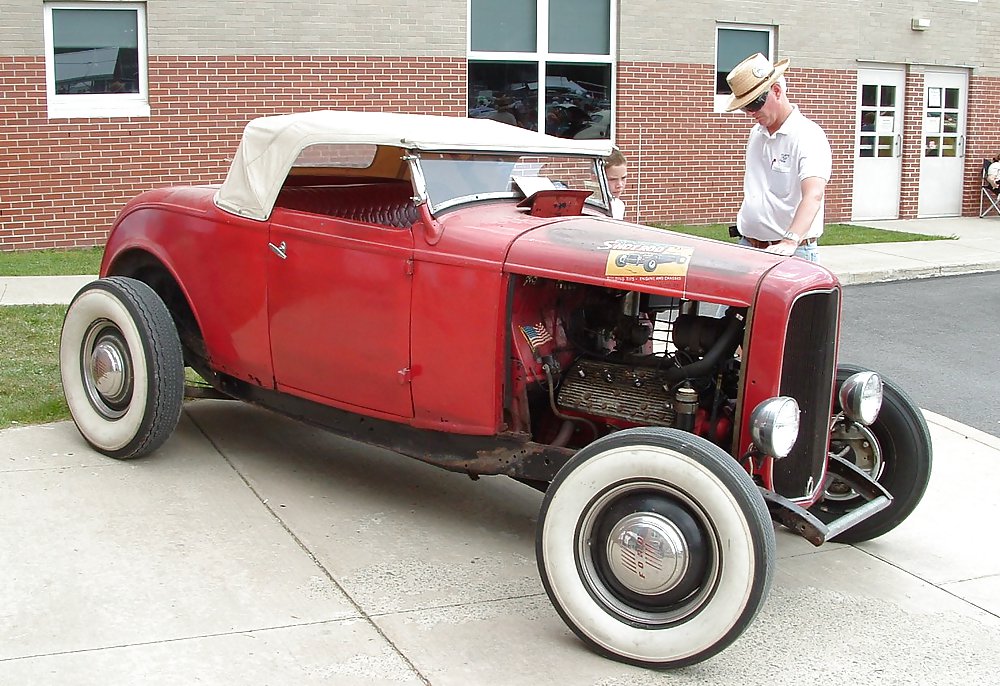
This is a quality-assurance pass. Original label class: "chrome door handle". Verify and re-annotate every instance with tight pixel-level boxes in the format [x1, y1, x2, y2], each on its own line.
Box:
[268, 241, 287, 259]
[895, 134, 901, 157]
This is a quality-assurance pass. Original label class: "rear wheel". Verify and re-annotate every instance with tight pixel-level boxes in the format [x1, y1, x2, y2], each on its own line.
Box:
[811, 364, 933, 543]
[537, 427, 774, 668]
[60, 277, 184, 459]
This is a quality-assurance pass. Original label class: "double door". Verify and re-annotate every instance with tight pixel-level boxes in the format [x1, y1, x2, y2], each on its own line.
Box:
[851, 68, 968, 220]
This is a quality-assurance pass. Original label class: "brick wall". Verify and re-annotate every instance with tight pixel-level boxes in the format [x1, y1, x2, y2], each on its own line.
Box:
[2, 56, 998, 251]
[965, 73, 1000, 214]
[0, 55, 466, 251]
[898, 71, 925, 219]
[614, 62, 855, 226]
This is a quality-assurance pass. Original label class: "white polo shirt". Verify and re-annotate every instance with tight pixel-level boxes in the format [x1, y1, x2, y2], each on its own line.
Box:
[737, 106, 832, 241]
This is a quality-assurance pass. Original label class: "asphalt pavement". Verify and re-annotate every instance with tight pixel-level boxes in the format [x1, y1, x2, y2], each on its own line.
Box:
[2, 216, 999, 684]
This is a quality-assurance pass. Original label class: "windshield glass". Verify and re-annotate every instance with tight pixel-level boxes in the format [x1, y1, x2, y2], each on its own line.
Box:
[417, 153, 609, 212]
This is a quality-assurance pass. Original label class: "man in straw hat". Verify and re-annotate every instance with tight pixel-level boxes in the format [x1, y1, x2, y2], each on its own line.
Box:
[726, 53, 831, 261]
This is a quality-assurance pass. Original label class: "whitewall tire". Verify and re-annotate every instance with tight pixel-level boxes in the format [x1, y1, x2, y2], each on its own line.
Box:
[60, 277, 184, 459]
[537, 427, 775, 668]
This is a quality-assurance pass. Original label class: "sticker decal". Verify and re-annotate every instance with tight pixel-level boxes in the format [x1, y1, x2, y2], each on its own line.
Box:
[602, 239, 693, 281]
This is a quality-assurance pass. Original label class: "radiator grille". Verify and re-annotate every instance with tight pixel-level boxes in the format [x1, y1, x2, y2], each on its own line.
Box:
[772, 289, 840, 499]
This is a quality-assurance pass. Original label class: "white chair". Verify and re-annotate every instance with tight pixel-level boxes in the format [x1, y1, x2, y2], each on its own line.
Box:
[980, 158, 1000, 218]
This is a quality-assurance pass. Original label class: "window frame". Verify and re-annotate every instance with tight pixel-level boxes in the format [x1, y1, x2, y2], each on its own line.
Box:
[714, 23, 775, 114]
[43, 1, 150, 119]
[467, 0, 617, 139]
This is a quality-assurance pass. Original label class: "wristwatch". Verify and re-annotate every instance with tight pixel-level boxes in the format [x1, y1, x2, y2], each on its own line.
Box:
[779, 230, 800, 243]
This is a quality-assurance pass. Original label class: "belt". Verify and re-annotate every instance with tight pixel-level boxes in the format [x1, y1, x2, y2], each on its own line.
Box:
[743, 236, 817, 249]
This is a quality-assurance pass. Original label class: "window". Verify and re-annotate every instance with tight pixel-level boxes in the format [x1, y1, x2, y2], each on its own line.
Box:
[468, 0, 615, 140]
[715, 24, 774, 113]
[43, 2, 149, 118]
[293, 144, 378, 169]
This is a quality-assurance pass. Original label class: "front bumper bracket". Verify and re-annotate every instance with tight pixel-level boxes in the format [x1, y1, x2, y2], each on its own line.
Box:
[761, 454, 893, 546]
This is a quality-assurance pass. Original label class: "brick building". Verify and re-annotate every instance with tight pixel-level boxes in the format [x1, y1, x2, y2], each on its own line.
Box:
[1, 0, 998, 251]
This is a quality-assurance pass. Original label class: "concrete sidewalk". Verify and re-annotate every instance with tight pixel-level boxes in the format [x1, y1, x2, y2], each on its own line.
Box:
[1, 217, 999, 305]
[822, 216, 1000, 285]
[1, 401, 999, 684]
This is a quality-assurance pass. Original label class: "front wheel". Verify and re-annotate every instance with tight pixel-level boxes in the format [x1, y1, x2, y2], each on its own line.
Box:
[536, 427, 775, 669]
[60, 277, 185, 459]
[811, 364, 933, 543]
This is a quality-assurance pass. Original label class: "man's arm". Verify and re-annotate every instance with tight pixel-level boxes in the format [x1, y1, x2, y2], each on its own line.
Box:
[766, 176, 826, 255]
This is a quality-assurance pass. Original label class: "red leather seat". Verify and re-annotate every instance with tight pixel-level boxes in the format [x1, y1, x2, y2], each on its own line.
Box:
[275, 182, 418, 228]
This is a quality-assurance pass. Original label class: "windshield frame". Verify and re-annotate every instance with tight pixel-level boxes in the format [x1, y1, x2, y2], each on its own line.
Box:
[407, 151, 612, 216]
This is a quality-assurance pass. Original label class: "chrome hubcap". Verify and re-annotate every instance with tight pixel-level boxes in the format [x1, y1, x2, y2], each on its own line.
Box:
[90, 339, 127, 399]
[578, 481, 718, 626]
[606, 513, 689, 595]
[81, 321, 133, 419]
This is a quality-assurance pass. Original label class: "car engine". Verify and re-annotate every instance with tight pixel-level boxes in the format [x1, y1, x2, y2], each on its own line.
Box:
[509, 277, 744, 451]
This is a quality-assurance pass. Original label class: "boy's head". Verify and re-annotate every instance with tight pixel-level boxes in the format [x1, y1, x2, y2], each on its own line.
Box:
[604, 148, 628, 199]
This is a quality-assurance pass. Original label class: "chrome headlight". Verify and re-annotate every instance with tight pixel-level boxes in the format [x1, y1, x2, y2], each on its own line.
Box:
[750, 396, 800, 458]
[839, 371, 883, 426]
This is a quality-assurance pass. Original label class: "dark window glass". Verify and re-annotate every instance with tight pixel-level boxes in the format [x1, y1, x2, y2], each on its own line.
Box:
[549, 0, 610, 55]
[545, 63, 612, 139]
[879, 85, 896, 108]
[52, 8, 139, 95]
[859, 135, 875, 158]
[861, 84, 877, 107]
[716, 28, 769, 95]
[469, 61, 541, 130]
[470, 0, 536, 52]
[944, 87, 959, 109]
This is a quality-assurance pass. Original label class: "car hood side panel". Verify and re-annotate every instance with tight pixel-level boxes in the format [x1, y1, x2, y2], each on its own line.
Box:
[505, 218, 798, 307]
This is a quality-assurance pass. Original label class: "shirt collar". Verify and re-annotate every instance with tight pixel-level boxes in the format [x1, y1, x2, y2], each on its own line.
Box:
[756, 104, 802, 139]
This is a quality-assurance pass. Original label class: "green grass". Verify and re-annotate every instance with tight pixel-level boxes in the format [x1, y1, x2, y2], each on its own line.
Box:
[0, 304, 208, 430]
[649, 223, 954, 245]
[0, 305, 69, 429]
[0, 247, 103, 276]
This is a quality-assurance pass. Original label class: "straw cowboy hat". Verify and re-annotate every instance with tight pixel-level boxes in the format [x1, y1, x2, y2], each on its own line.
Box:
[725, 53, 790, 112]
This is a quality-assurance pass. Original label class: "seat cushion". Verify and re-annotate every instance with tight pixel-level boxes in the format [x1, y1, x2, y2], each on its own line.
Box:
[275, 182, 418, 228]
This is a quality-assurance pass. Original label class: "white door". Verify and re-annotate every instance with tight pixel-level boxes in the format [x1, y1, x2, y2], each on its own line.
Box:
[918, 70, 968, 217]
[852, 69, 905, 221]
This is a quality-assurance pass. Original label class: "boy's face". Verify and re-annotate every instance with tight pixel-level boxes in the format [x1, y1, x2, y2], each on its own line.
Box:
[606, 163, 628, 199]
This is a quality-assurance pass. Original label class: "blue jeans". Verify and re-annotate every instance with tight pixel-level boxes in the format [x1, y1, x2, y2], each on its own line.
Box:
[739, 237, 819, 263]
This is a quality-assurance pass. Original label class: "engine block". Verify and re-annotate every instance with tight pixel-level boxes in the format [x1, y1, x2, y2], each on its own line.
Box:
[557, 358, 676, 427]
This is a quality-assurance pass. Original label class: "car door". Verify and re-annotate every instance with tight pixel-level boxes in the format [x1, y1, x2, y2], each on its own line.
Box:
[266, 209, 414, 418]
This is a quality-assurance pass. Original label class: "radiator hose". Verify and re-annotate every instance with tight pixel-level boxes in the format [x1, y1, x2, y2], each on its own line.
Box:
[663, 311, 744, 386]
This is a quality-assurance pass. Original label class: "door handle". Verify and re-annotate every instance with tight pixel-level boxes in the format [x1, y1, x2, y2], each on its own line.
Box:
[958, 135, 965, 157]
[269, 241, 287, 259]
[895, 134, 901, 157]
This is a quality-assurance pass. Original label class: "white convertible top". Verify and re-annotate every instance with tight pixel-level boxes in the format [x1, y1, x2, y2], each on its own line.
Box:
[215, 110, 614, 221]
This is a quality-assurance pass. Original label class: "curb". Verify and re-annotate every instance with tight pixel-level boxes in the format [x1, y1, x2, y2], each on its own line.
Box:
[922, 409, 1000, 452]
[835, 262, 1000, 286]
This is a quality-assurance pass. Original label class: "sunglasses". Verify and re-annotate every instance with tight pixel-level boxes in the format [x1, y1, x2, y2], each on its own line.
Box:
[741, 89, 770, 113]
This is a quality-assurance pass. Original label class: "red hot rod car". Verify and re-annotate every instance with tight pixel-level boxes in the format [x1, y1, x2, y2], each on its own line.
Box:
[60, 111, 932, 669]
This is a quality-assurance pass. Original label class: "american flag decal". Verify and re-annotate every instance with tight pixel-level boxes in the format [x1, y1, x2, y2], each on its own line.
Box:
[520, 322, 554, 351]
